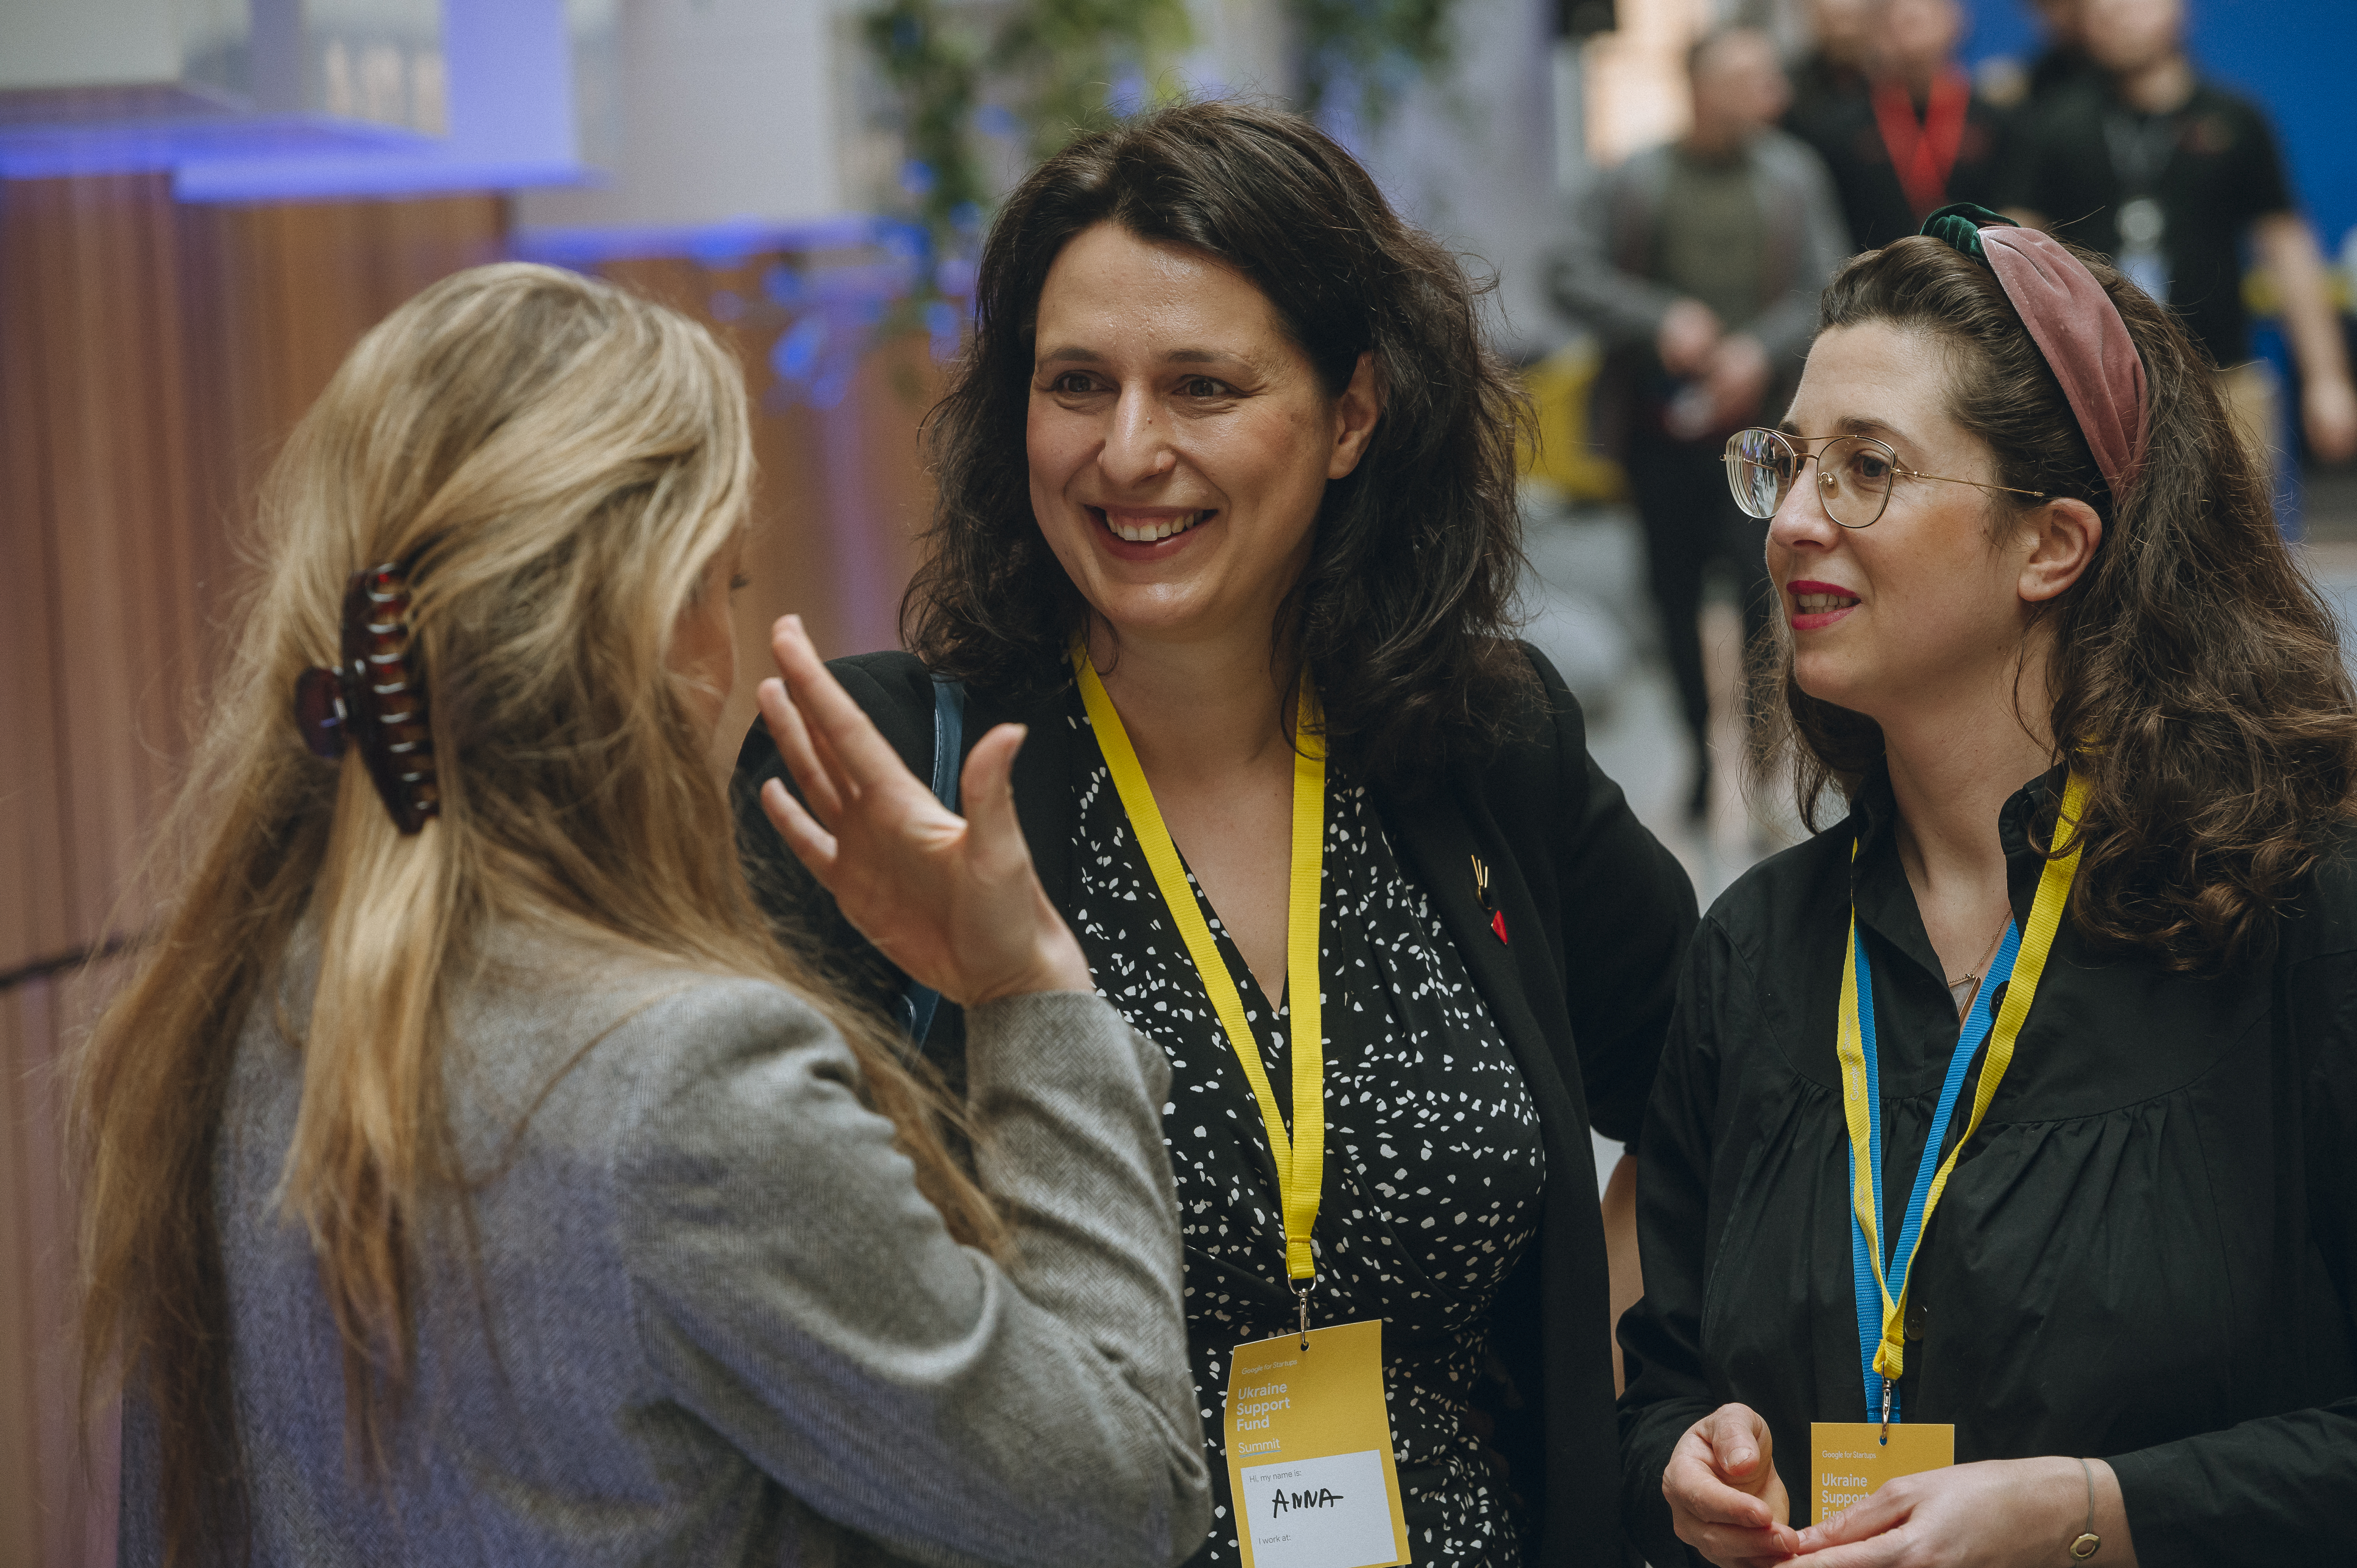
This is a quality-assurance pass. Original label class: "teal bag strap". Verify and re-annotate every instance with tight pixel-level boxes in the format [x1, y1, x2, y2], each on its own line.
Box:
[898, 677, 965, 1045]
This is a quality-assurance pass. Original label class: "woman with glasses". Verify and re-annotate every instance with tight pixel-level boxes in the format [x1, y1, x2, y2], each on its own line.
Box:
[1618, 205, 2357, 1566]
[737, 102, 1697, 1567]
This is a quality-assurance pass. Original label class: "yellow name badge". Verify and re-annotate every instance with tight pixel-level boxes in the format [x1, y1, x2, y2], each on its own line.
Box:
[1809, 1422, 1955, 1522]
[1223, 1319, 1410, 1568]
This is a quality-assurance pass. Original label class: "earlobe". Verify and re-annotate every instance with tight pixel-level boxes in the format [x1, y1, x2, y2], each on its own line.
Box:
[2019, 498, 2104, 603]
[1327, 351, 1383, 480]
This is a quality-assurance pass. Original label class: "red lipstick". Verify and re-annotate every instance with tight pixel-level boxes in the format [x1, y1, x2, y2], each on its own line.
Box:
[1787, 578, 1862, 631]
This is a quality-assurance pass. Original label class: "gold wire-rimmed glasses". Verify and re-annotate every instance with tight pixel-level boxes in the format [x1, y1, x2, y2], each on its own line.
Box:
[1723, 427, 2048, 530]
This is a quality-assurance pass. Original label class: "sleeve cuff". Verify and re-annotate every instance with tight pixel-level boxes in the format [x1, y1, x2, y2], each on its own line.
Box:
[962, 989, 1170, 1104]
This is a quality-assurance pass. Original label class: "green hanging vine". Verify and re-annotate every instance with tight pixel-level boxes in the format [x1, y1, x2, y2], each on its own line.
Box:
[862, 0, 992, 250]
[859, 0, 1463, 281]
[800, 0, 1461, 406]
[1293, 0, 1458, 129]
[996, 0, 1197, 162]
[860, 0, 1194, 289]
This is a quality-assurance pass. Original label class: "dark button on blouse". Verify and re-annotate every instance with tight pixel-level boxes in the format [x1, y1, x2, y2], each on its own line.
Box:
[1063, 696, 1547, 1568]
[1618, 765, 2357, 1567]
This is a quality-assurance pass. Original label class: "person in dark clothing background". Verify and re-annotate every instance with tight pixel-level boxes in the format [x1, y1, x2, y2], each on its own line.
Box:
[2004, 0, 2357, 468]
[2019, 0, 2101, 107]
[1550, 27, 1850, 822]
[1782, 0, 1876, 154]
[1798, 0, 2016, 252]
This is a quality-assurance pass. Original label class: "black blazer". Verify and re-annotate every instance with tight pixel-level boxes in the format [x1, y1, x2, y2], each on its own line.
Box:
[733, 645, 1697, 1566]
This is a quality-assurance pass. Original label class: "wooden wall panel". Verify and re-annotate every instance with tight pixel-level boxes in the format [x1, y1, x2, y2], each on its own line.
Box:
[1, 959, 128, 1568]
[2, 175, 205, 959]
[0, 184, 511, 984]
[0, 178, 509, 1568]
[807, 333, 946, 659]
[0, 970, 40, 1568]
[0, 235, 71, 976]
[175, 194, 512, 563]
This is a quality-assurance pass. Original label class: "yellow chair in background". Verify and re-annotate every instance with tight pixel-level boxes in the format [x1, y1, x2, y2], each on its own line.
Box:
[1517, 336, 1628, 505]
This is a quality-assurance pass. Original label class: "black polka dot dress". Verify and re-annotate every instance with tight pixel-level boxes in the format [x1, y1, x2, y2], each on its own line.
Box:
[1064, 694, 1547, 1567]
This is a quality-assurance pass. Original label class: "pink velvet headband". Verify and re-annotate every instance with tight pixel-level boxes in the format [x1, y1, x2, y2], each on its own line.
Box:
[1919, 204, 2150, 501]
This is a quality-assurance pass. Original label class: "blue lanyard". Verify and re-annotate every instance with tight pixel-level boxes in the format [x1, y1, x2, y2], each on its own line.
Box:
[1846, 919, 2021, 1420]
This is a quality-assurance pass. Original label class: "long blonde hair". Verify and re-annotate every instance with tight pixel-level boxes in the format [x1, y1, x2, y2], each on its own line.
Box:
[74, 263, 999, 1563]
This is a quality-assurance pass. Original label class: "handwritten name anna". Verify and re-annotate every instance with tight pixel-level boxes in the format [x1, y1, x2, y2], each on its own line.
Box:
[1268, 1485, 1346, 1515]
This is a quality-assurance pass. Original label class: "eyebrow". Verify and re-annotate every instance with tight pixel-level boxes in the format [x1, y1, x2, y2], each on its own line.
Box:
[1777, 415, 1907, 442]
[1033, 345, 1246, 368]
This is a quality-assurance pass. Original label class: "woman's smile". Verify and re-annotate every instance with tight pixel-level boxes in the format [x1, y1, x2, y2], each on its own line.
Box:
[1786, 577, 1861, 630]
[1092, 504, 1218, 553]
[1025, 222, 1375, 646]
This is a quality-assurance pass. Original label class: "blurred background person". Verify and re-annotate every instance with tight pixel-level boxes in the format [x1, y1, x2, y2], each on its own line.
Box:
[79, 263, 1211, 1568]
[1550, 27, 1851, 823]
[1783, 0, 1878, 159]
[2004, 0, 2357, 470]
[1798, 0, 2019, 253]
[2020, 0, 2102, 108]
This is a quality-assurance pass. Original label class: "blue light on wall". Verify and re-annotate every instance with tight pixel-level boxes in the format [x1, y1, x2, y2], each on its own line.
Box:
[511, 212, 974, 413]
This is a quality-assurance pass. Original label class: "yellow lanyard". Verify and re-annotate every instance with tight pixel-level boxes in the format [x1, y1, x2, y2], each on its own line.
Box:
[1072, 647, 1327, 1284]
[1839, 770, 2088, 1403]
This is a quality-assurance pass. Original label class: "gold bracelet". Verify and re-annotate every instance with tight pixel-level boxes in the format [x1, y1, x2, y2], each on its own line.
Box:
[2069, 1457, 2101, 1559]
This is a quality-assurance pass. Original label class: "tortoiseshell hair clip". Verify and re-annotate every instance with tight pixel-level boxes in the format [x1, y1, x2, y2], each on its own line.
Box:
[294, 554, 440, 834]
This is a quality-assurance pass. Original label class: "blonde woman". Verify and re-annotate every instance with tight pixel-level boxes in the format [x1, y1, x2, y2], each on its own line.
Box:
[76, 263, 1210, 1568]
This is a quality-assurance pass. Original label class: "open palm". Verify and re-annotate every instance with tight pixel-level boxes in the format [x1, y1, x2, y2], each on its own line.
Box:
[755, 616, 1092, 1008]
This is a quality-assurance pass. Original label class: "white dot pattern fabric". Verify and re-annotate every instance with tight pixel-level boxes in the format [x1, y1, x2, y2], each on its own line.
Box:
[1064, 697, 1545, 1566]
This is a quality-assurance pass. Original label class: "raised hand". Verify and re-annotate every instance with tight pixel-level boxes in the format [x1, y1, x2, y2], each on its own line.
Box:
[756, 616, 1093, 1008]
[1664, 1402, 1803, 1567]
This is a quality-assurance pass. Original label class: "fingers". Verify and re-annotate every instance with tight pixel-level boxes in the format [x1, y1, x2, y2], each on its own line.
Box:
[958, 724, 1029, 871]
[767, 616, 916, 798]
[1668, 1448, 1776, 1531]
[1761, 1471, 1796, 1552]
[758, 677, 844, 826]
[760, 777, 838, 881]
[1780, 1534, 1905, 1568]
[1667, 1448, 1789, 1539]
[1791, 1485, 1911, 1555]
[1672, 1510, 1801, 1568]
[1705, 1403, 1776, 1486]
[1667, 1407, 1803, 1564]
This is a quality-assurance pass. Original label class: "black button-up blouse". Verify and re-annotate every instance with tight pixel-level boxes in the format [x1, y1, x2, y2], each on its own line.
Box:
[1618, 766, 2357, 1566]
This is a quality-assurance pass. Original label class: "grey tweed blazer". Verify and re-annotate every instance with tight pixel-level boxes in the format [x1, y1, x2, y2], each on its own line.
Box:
[119, 924, 1211, 1566]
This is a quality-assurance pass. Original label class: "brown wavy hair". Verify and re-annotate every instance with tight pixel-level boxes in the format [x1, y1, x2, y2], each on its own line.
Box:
[1753, 235, 2357, 972]
[74, 265, 1000, 1565]
[903, 99, 1535, 782]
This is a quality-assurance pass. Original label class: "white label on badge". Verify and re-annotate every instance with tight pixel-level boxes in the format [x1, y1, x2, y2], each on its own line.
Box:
[1237, 1449, 1400, 1568]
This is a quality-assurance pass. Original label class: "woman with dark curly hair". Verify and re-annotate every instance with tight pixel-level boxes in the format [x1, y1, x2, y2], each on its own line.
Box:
[1621, 206, 2357, 1567]
[735, 101, 1697, 1566]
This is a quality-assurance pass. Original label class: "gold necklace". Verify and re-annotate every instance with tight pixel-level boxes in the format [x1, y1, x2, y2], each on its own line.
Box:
[1946, 912, 2010, 1018]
